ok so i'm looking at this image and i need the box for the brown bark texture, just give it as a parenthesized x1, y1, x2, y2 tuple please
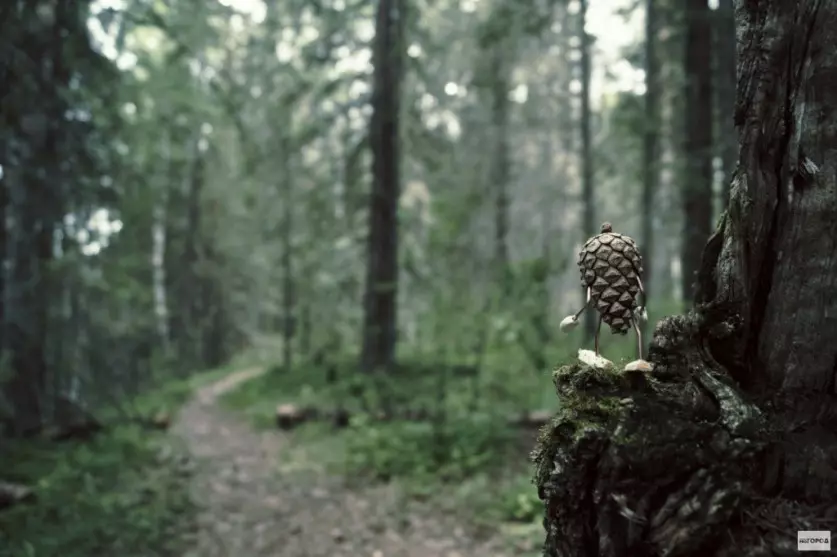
(535, 3, 837, 556)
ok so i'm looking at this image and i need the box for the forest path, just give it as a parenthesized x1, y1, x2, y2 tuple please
(173, 367, 509, 557)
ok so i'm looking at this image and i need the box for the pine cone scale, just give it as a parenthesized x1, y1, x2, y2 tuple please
(577, 228, 644, 335)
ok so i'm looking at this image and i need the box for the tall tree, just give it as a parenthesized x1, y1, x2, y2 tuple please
(360, 0, 407, 373)
(579, 0, 595, 339)
(280, 133, 295, 373)
(681, 0, 713, 306)
(714, 0, 737, 209)
(536, 2, 837, 554)
(639, 0, 660, 351)
(0, 1, 115, 434)
(489, 42, 511, 289)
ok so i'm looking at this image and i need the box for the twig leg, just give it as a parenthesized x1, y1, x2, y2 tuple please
(574, 287, 592, 320)
(632, 318, 644, 360)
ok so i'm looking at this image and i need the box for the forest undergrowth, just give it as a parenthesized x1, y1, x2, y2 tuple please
(0, 371, 224, 557)
(0, 310, 673, 557)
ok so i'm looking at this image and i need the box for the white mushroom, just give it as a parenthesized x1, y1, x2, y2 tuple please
(559, 315, 580, 332)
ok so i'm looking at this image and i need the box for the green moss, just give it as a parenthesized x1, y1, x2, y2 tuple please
(532, 363, 634, 489)
(552, 361, 624, 392)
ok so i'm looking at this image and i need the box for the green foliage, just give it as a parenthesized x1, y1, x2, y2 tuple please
(0, 369, 233, 557)
(343, 411, 517, 482)
(492, 474, 544, 523)
(0, 426, 193, 557)
(222, 356, 528, 482)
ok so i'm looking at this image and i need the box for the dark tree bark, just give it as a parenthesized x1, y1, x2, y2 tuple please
(280, 133, 295, 373)
(714, 0, 737, 209)
(535, 3, 837, 555)
(183, 136, 205, 364)
(681, 0, 713, 306)
(489, 43, 511, 289)
(579, 0, 596, 340)
(360, 0, 406, 373)
(640, 0, 660, 353)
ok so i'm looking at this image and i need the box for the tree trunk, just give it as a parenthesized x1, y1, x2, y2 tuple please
(489, 42, 510, 290)
(681, 0, 714, 306)
(714, 0, 737, 210)
(183, 135, 205, 365)
(681, 0, 713, 306)
(152, 133, 171, 353)
(280, 134, 295, 373)
(360, 0, 405, 374)
(536, 3, 837, 555)
(640, 0, 660, 354)
(579, 0, 596, 340)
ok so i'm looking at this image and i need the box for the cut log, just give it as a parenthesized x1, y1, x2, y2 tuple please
(41, 418, 104, 442)
(147, 411, 171, 430)
(0, 481, 35, 511)
(275, 404, 317, 430)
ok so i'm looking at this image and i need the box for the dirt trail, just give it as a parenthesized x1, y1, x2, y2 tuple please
(173, 368, 510, 557)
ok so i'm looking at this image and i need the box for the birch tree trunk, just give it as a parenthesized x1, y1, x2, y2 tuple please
(152, 134, 171, 352)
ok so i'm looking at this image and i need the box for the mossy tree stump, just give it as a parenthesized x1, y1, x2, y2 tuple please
(533, 316, 794, 557)
(533, 2, 837, 555)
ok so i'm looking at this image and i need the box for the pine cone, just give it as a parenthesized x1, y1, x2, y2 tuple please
(577, 223, 644, 334)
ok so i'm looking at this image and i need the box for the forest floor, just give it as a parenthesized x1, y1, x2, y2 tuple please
(173, 366, 525, 557)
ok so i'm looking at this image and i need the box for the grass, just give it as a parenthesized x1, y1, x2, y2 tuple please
(0, 369, 228, 557)
(0, 425, 193, 557)
(215, 300, 682, 549)
(220, 352, 548, 544)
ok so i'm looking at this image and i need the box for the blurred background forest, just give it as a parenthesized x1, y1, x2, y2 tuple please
(0, 0, 736, 555)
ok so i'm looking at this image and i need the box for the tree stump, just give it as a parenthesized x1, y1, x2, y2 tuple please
(533, 314, 836, 557)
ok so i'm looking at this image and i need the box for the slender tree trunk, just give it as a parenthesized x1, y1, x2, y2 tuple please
(280, 134, 295, 373)
(681, 0, 713, 306)
(152, 133, 171, 353)
(183, 136, 205, 365)
(640, 0, 660, 352)
(4, 165, 49, 435)
(489, 44, 510, 290)
(579, 0, 596, 340)
(360, 0, 406, 374)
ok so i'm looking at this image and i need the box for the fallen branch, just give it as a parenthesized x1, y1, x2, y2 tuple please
(0, 481, 35, 511)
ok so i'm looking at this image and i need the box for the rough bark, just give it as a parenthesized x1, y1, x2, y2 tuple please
(536, 3, 837, 555)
